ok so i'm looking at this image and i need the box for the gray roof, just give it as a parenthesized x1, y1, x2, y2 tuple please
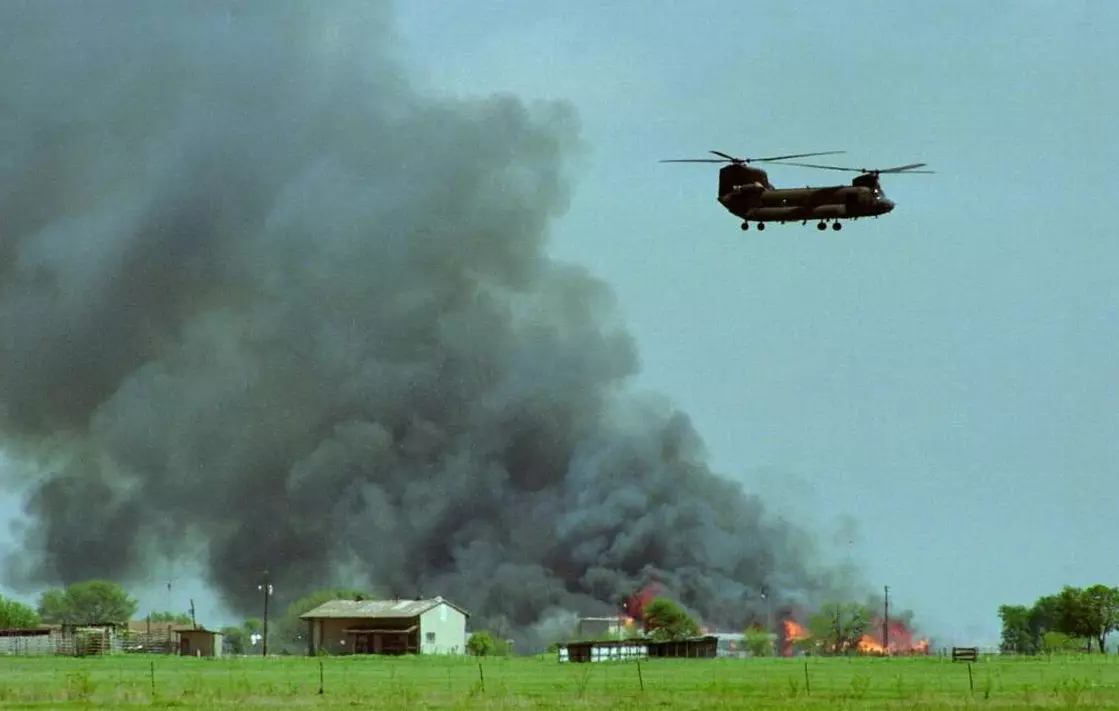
(299, 596, 469, 620)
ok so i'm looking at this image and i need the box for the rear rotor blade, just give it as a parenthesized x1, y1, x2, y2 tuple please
(710, 150, 740, 161)
(876, 163, 934, 174)
(766, 160, 934, 175)
(767, 161, 862, 172)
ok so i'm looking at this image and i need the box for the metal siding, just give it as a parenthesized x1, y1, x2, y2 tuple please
(418, 602, 466, 655)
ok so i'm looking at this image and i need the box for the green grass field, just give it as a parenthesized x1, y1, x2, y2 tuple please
(1, 653, 1118, 709)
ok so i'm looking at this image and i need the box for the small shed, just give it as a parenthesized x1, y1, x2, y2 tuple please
(299, 596, 468, 656)
(177, 627, 223, 657)
(121, 620, 223, 657)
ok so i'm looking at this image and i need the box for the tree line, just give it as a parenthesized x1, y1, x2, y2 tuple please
(998, 584, 1119, 654)
(0, 578, 302, 654)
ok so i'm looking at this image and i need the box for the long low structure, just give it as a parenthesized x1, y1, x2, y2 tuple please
(557, 635, 719, 663)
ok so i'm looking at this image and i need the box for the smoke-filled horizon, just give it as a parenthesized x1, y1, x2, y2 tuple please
(0, 1, 891, 647)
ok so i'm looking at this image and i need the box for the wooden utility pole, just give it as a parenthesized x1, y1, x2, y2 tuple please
(883, 585, 890, 655)
(260, 571, 272, 657)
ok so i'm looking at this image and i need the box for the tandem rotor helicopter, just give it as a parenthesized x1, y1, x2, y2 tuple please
(660, 150, 933, 231)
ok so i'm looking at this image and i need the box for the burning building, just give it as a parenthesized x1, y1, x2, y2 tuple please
(620, 583, 662, 632)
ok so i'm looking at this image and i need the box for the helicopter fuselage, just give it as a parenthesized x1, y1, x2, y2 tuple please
(718, 183, 895, 224)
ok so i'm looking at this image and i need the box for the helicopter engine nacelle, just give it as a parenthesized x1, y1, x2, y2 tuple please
(852, 174, 879, 190)
(731, 182, 765, 194)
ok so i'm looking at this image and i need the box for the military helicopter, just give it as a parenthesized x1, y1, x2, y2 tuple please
(661, 150, 933, 231)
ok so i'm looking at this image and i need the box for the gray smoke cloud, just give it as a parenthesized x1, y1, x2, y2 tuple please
(0, 1, 867, 648)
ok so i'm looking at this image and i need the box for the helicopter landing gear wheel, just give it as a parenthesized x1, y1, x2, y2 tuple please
(740, 222, 749, 231)
(832, 221, 843, 231)
(817, 221, 827, 231)
(756, 222, 765, 231)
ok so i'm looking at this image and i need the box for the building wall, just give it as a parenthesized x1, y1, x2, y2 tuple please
(178, 631, 222, 657)
(418, 602, 466, 654)
(309, 617, 421, 655)
(0, 631, 62, 656)
(310, 618, 354, 655)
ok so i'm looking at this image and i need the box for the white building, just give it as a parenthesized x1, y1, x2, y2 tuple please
(299, 596, 469, 655)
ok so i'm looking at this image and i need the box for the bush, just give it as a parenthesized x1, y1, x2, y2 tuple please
(467, 631, 512, 656)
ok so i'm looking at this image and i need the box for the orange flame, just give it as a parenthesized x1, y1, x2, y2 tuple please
(782, 618, 930, 656)
(858, 620, 931, 656)
(783, 620, 809, 641)
(858, 635, 884, 654)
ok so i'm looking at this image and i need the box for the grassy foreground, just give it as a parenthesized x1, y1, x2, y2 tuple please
(1, 653, 1119, 709)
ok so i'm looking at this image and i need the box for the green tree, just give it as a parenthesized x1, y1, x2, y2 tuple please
(467, 630, 496, 656)
(467, 630, 512, 656)
(147, 611, 193, 625)
(221, 624, 249, 654)
(642, 598, 700, 641)
(807, 602, 871, 655)
(0, 595, 41, 628)
(1029, 593, 1062, 645)
(1084, 584, 1119, 653)
(998, 604, 1036, 654)
(37, 580, 138, 625)
(742, 627, 774, 656)
(1054, 585, 1119, 653)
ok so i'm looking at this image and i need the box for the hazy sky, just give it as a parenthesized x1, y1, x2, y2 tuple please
(389, 0, 1118, 645)
(2, 1, 1116, 646)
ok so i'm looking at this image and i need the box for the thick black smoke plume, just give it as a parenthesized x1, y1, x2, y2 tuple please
(0, 1, 863, 647)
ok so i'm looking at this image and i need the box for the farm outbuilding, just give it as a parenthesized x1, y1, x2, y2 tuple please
(557, 635, 720, 663)
(0, 627, 62, 656)
(177, 627, 223, 657)
(299, 596, 468, 656)
(121, 620, 223, 657)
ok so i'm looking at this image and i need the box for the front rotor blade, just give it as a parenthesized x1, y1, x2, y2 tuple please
(659, 158, 732, 163)
(754, 150, 846, 162)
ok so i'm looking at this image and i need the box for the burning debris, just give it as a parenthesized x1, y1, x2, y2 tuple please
(855, 618, 932, 656)
(781, 616, 930, 656)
